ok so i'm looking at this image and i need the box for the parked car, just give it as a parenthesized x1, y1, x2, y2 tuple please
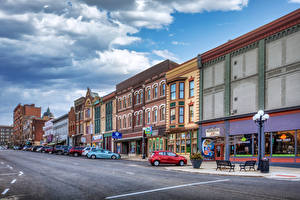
(22, 145, 32, 151)
(32, 146, 43, 152)
(148, 151, 187, 166)
(44, 146, 54, 153)
(36, 146, 44, 152)
(63, 146, 72, 155)
(53, 145, 68, 155)
(82, 147, 99, 156)
(13, 146, 22, 150)
(69, 146, 84, 157)
(87, 149, 121, 159)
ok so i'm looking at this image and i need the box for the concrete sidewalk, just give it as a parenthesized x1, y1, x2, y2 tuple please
(123, 157, 300, 180)
(164, 161, 300, 180)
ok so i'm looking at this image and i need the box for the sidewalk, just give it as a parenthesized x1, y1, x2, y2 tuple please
(123, 157, 300, 180)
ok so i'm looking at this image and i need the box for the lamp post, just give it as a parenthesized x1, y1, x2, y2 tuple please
(252, 110, 269, 170)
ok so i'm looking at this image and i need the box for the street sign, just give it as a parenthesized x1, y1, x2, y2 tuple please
(112, 132, 122, 139)
(144, 126, 152, 135)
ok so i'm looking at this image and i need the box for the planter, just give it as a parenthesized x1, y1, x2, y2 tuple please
(191, 159, 203, 168)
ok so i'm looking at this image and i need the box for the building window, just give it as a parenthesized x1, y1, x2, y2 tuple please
(128, 115, 132, 127)
(272, 131, 295, 156)
(170, 83, 176, 100)
(123, 98, 126, 108)
(119, 100, 122, 109)
(140, 92, 143, 104)
(179, 107, 184, 123)
(135, 115, 139, 126)
(160, 106, 165, 121)
(130, 141, 136, 153)
(160, 83, 165, 96)
(189, 105, 194, 122)
(85, 108, 90, 118)
(153, 86, 158, 99)
(139, 112, 143, 125)
(153, 109, 157, 123)
(136, 94, 140, 104)
(189, 80, 194, 97)
(147, 111, 150, 124)
(179, 82, 184, 99)
(235, 134, 253, 156)
(129, 95, 132, 106)
(123, 117, 126, 129)
(170, 108, 176, 123)
(147, 89, 151, 101)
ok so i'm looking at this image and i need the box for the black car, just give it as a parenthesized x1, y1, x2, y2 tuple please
(54, 145, 70, 155)
(63, 146, 72, 155)
(32, 146, 43, 152)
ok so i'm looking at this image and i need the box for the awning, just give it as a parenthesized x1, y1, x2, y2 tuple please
(114, 136, 142, 142)
(47, 142, 56, 146)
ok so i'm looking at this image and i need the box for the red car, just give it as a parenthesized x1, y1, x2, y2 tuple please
(44, 146, 54, 153)
(148, 151, 187, 166)
(69, 146, 84, 157)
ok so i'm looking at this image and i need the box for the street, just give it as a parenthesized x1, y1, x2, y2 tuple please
(0, 150, 300, 200)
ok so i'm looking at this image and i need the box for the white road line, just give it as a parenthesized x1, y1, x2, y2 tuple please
(1, 188, 9, 195)
(126, 172, 135, 175)
(18, 171, 23, 176)
(1, 162, 4, 165)
(11, 179, 16, 184)
(0, 173, 19, 176)
(105, 179, 230, 199)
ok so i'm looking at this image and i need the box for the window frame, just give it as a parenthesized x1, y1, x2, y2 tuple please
(179, 106, 184, 124)
(170, 83, 176, 100)
(189, 80, 194, 98)
(179, 82, 184, 99)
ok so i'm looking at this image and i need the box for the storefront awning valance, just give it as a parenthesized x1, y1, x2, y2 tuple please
(114, 136, 142, 142)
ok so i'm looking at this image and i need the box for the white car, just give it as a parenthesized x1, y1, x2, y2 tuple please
(82, 147, 99, 156)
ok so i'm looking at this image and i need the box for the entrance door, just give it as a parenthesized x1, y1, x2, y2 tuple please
(215, 144, 224, 160)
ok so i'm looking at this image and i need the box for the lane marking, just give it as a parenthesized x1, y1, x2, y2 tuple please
(126, 172, 135, 175)
(105, 179, 230, 199)
(1, 188, 9, 195)
(1, 162, 4, 165)
(18, 171, 23, 176)
(11, 179, 16, 184)
(0, 173, 19, 176)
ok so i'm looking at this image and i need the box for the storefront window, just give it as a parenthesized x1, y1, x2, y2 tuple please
(235, 134, 252, 156)
(148, 139, 152, 153)
(160, 138, 163, 150)
(265, 133, 271, 156)
(297, 130, 300, 157)
(272, 131, 295, 156)
(229, 136, 235, 156)
(186, 133, 191, 153)
(168, 134, 175, 152)
(192, 131, 197, 154)
(176, 133, 180, 153)
(130, 141, 136, 154)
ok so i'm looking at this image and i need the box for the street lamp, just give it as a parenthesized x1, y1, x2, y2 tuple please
(253, 110, 269, 170)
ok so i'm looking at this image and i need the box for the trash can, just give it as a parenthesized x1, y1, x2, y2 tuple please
(260, 158, 269, 173)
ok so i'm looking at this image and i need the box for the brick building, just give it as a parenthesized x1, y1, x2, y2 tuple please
(115, 60, 178, 157)
(74, 97, 85, 146)
(0, 125, 13, 146)
(68, 107, 76, 146)
(13, 104, 41, 145)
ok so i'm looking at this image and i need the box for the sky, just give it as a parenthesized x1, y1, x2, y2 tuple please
(0, 0, 299, 125)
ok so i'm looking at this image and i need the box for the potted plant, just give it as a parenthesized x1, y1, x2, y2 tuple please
(190, 152, 203, 169)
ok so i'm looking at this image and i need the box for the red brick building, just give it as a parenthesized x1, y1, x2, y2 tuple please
(115, 60, 178, 157)
(68, 107, 76, 146)
(13, 104, 41, 145)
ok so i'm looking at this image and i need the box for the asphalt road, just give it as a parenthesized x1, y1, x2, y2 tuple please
(0, 150, 299, 200)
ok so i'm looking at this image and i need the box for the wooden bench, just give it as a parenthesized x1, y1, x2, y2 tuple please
(239, 160, 256, 171)
(216, 160, 235, 172)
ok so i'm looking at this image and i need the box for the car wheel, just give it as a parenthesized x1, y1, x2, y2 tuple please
(111, 155, 117, 160)
(179, 160, 185, 166)
(74, 152, 78, 157)
(91, 155, 96, 159)
(154, 160, 160, 167)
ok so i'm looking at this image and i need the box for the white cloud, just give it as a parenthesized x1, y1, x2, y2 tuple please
(288, 0, 300, 3)
(172, 41, 189, 46)
(153, 49, 178, 61)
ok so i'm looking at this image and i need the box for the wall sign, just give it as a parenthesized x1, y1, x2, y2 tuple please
(205, 128, 220, 137)
(112, 132, 122, 139)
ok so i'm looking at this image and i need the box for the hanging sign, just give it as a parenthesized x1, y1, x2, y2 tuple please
(144, 126, 152, 135)
(205, 128, 220, 137)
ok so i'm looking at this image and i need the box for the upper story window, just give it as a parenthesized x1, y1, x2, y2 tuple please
(128, 115, 132, 127)
(170, 108, 176, 123)
(123, 117, 126, 129)
(160, 106, 165, 121)
(136, 93, 140, 104)
(139, 112, 143, 125)
(85, 108, 90, 118)
(146, 111, 151, 124)
(179, 106, 184, 123)
(140, 92, 143, 103)
(189, 105, 194, 122)
(119, 118, 122, 129)
(179, 82, 184, 99)
(123, 97, 126, 108)
(189, 80, 194, 97)
(147, 89, 151, 101)
(128, 95, 132, 106)
(153, 86, 158, 99)
(171, 84, 176, 100)
(135, 115, 139, 126)
(153, 109, 157, 123)
(119, 100, 122, 110)
(160, 83, 166, 96)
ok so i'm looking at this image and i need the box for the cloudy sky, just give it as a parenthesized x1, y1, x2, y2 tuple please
(0, 0, 299, 125)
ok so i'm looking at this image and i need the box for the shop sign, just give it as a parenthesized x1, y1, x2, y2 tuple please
(276, 134, 291, 142)
(81, 137, 86, 143)
(143, 126, 152, 135)
(93, 134, 103, 141)
(112, 132, 122, 139)
(205, 128, 220, 137)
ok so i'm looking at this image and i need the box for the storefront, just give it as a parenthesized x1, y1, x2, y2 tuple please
(148, 137, 166, 156)
(92, 134, 103, 148)
(228, 110, 300, 164)
(167, 129, 198, 158)
(115, 134, 144, 157)
(103, 132, 113, 151)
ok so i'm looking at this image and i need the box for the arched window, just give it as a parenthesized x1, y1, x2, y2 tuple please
(160, 106, 165, 121)
(123, 97, 126, 108)
(147, 88, 151, 101)
(153, 86, 158, 99)
(123, 116, 126, 128)
(139, 112, 143, 125)
(136, 93, 140, 104)
(153, 109, 158, 123)
(160, 83, 166, 96)
(128, 115, 132, 127)
(146, 110, 151, 124)
(140, 91, 143, 103)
